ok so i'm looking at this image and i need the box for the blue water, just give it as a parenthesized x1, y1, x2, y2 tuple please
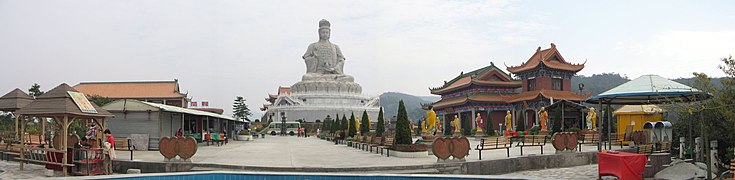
(103, 173, 496, 180)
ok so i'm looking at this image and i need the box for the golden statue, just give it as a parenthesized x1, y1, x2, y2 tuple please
(505, 110, 513, 132)
(436, 116, 442, 133)
(586, 107, 597, 131)
(539, 107, 548, 132)
(355, 117, 361, 133)
(367, 118, 372, 130)
(453, 115, 461, 134)
(420, 119, 428, 133)
(426, 106, 437, 131)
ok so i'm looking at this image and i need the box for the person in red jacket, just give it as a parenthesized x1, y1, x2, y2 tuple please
(103, 129, 116, 174)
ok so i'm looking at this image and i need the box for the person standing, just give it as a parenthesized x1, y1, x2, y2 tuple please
(103, 129, 116, 174)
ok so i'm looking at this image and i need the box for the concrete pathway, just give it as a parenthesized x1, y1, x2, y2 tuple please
(0, 136, 624, 179)
(116, 136, 618, 168)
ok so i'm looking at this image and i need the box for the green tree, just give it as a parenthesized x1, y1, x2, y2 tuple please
(332, 114, 340, 134)
(360, 110, 370, 135)
(232, 96, 252, 122)
(376, 107, 385, 137)
(395, 100, 412, 145)
(88, 95, 114, 106)
(341, 114, 348, 132)
(348, 113, 357, 137)
(28, 83, 44, 99)
(486, 111, 495, 136)
(668, 56, 735, 176)
(517, 111, 526, 131)
(323, 115, 333, 134)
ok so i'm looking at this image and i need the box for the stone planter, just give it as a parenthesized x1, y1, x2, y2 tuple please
(390, 150, 429, 158)
(237, 135, 251, 141)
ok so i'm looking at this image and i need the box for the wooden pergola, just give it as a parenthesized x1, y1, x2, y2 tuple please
(0, 88, 34, 141)
(15, 83, 112, 176)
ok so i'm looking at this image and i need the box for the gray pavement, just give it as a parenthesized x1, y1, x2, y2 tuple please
(116, 136, 616, 167)
(1, 136, 622, 179)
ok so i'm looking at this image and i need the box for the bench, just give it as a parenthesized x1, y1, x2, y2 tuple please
(518, 135, 547, 156)
(352, 135, 364, 149)
(475, 136, 512, 159)
(23, 133, 43, 147)
(368, 136, 383, 153)
(606, 133, 625, 149)
(333, 132, 345, 145)
(577, 133, 600, 152)
(379, 137, 395, 157)
(19, 147, 75, 175)
(1, 143, 21, 161)
(653, 142, 671, 153)
(114, 138, 135, 160)
(637, 144, 654, 155)
(359, 135, 373, 151)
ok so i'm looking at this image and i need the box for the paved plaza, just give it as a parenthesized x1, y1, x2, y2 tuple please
(0, 136, 621, 179)
(116, 136, 612, 167)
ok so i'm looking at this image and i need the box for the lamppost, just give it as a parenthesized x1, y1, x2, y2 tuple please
(280, 112, 287, 136)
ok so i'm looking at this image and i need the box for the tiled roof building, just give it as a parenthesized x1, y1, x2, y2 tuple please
(74, 79, 189, 108)
(431, 43, 590, 132)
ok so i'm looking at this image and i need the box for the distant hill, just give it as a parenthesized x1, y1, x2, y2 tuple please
(571, 73, 630, 95)
(418, 96, 441, 103)
(570, 73, 724, 96)
(673, 77, 723, 89)
(380, 92, 433, 122)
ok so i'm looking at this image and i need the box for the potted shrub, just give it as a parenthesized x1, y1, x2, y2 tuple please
(390, 101, 428, 158)
(529, 126, 541, 135)
(237, 129, 252, 141)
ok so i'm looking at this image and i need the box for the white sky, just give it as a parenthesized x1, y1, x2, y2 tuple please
(1, 0, 733, 118)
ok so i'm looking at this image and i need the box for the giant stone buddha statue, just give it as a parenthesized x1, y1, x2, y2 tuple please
(292, 19, 361, 94)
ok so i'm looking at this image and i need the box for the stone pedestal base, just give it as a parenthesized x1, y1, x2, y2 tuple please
(435, 131, 444, 137)
(391, 151, 429, 158)
(437, 158, 466, 163)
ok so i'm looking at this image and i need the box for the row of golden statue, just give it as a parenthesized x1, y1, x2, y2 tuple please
(418, 106, 600, 137)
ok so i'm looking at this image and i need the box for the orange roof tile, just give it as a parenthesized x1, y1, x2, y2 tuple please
(74, 80, 185, 98)
(278, 87, 291, 95)
(432, 97, 468, 109)
(508, 89, 590, 103)
(506, 43, 585, 73)
(431, 64, 520, 95)
(468, 93, 514, 103)
(432, 76, 472, 94)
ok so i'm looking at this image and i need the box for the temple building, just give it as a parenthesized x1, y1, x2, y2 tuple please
(260, 86, 291, 122)
(430, 43, 590, 132)
(74, 79, 189, 108)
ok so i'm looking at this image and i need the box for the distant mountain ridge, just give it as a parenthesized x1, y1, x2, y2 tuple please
(379, 92, 433, 121)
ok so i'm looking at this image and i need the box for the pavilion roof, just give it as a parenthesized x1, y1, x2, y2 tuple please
(545, 99, 587, 110)
(506, 43, 585, 73)
(0, 88, 34, 112)
(74, 80, 186, 99)
(587, 74, 710, 104)
(432, 93, 514, 109)
(509, 89, 590, 103)
(17, 83, 112, 117)
(430, 63, 520, 95)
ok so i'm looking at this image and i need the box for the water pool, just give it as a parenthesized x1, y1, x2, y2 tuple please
(100, 171, 517, 180)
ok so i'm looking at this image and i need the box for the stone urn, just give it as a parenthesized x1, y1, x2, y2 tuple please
(237, 131, 252, 141)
